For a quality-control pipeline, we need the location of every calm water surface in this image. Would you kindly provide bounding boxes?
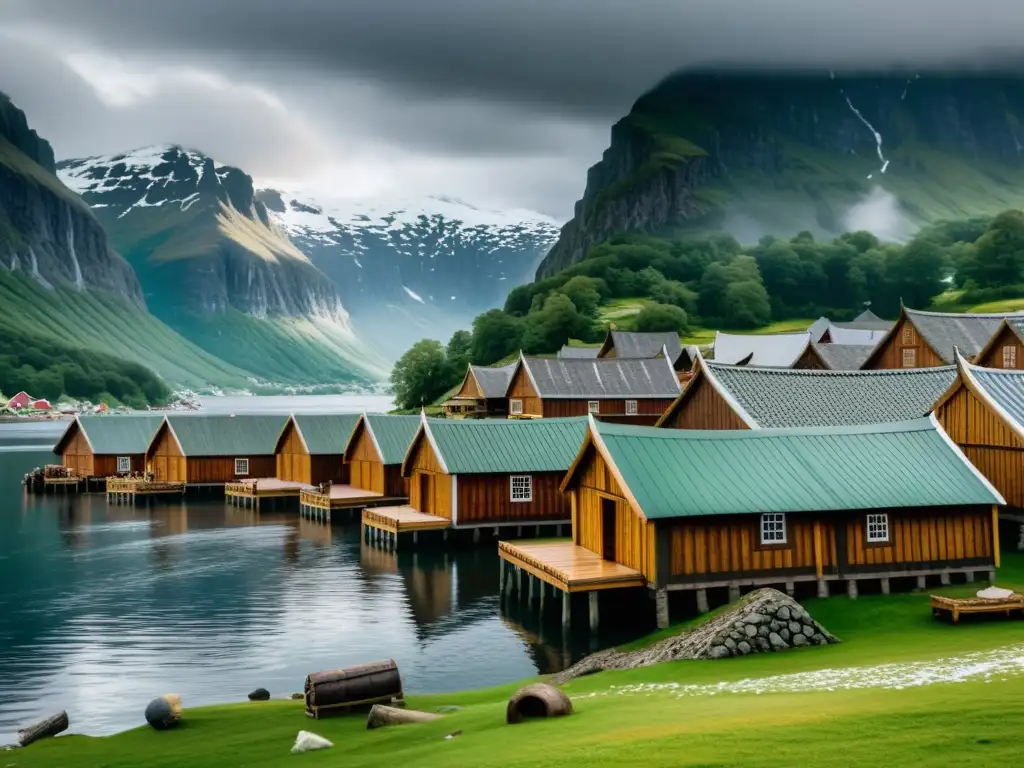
[0,397,643,741]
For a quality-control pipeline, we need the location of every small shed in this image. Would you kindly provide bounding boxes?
[6,391,32,410]
[345,414,422,497]
[32,398,52,411]
[53,414,164,477]
[442,363,516,419]
[275,413,361,486]
[146,414,287,484]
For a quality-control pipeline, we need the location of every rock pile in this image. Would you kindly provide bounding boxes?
[555,588,839,683]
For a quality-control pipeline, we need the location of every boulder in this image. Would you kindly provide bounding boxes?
[248,688,270,701]
[145,695,182,731]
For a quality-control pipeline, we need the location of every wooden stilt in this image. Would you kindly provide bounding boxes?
[880,577,890,595]
[655,588,669,629]
[588,591,599,632]
[696,588,709,614]
[561,590,571,633]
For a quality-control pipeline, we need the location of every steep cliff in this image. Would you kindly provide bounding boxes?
[538,70,1024,277]
[0,92,142,303]
[259,188,560,356]
[59,147,389,384]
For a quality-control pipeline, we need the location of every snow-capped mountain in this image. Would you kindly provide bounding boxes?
[257,187,561,355]
[57,146,389,385]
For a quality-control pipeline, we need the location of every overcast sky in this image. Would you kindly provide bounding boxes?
[2,0,1023,219]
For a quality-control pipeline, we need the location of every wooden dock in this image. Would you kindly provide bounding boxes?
[298,484,404,523]
[225,478,311,511]
[362,505,450,549]
[105,477,185,505]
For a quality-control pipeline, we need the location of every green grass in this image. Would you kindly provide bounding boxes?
[967,298,1024,313]
[19,554,1024,768]
[680,319,815,347]
[597,298,653,326]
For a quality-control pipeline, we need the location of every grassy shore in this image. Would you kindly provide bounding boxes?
[15,554,1024,768]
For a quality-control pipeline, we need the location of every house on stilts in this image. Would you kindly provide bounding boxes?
[54,414,164,478]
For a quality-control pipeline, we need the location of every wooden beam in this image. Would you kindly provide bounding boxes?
[570,491,577,543]
[993,504,1001,569]
[813,519,823,580]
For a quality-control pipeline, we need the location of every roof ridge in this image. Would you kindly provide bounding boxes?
[906,306,1024,319]
[706,361,955,377]
[598,416,935,439]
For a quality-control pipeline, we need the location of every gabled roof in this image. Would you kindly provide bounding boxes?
[810,342,875,371]
[659,356,957,429]
[54,414,164,456]
[349,413,423,465]
[807,317,831,342]
[600,330,684,364]
[159,414,288,457]
[903,307,1024,363]
[471,363,516,398]
[516,353,681,399]
[558,345,600,359]
[565,416,1003,520]
[973,318,1024,365]
[826,326,887,345]
[712,331,810,368]
[835,309,893,332]
[283,413,362,455]
[942,351,1024,442]
[403,416,589,475]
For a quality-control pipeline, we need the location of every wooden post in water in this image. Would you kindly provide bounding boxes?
[588,591,599,632]
[561,590,571,634]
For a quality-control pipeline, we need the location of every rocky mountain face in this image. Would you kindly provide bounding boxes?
[0,93,142,304]
[538,70,1024,277]
[58,147,388,384]
[258,188,560,355]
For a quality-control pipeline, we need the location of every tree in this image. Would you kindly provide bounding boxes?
[723,280,771,328]
[445,330,472,375]
[470,310,523,365]
[521,294,592,353]
[390,339,453,410]
[972,210,1024,287]
[558,276,605,318]
[698,262,732,320]
[633,303,690,334]
[649,279,698,316]
[885,238,947,309]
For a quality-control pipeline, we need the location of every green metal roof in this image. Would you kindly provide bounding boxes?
[361,414,423,465]
[291,413,362,455]
[425,417,589,474]
[165,414,288,457]
[55,414,164,455]
[590,417,1002,520]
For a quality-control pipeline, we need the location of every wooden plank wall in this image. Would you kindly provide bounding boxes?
[573,445,656,582]
[507,366,543,416]
[61,425,95,476]
[310,455,348,486]
[347,424,385,493]
[542,399,675,423]
[975,325,1024,369]
[457,473,569,524]
[276,423,311,484]
[659,375,749,430]
[793,346,827,370]
[866,318,945,369]
[186,456,276,484]
[148,424,187,483]
[934,384,1024,507]
[406,437,453,519]
[94,454,146,476]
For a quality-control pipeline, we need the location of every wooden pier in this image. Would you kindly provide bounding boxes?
[105,477,185,506]
[298,484,404,523]
[361,505,451,549]
[225,478,310,511]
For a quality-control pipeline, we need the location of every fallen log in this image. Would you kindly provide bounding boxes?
[18,711,69,747]
[366,704,441,730]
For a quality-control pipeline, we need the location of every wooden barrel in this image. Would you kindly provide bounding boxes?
[304,659,402,718]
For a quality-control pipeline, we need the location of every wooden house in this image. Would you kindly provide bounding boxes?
[275,413,361,485]
[345,413,421,497]
[505,353,681,424]
[862,306,1024,370]
[146,414,286,484]
[711,331,810,367]
[6,391,32,410]
[400,415,588,528]
[558,416,1003,627]
[657,353,955,430]
[442,363,516,418]
[972,319,1024,370]
[54,414,164,477]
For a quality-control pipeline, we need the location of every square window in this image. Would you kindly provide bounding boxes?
[625,399,638,415]
[1003,345,1017,369]
[117,456,131,473]
[588,401,600,414]
[510,475,532,502]
[901,348,916,368]
[234,458,249,476]
[760,513,787,545]
[509,399,523,415]
[867,513,890,543]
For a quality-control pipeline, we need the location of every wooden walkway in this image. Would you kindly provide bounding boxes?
[362,505,450,547]
[225,478,311,509]
[299,484,404,523]
[498,540,647,594]
[105,477,185,505]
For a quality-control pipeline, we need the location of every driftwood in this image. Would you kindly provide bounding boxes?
[18,711,69,747]
[366,704,441,730]
[506,683,573,725]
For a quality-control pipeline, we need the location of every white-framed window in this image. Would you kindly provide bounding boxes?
[510,475,533,502]
[867,513,890,543]
[588,400,600,414]
[760,513,787,545]
[234,458,249,476]
[1003,345,1017,369]
[116,456,131,473]
[509,398,523,415]
[901,348,916,368]
[625,399,638,415]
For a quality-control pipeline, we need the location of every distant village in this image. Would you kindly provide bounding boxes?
[0,389,203,420]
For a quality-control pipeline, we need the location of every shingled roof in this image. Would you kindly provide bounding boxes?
[557,345,600,359]
[405,416,589,475]
[601,330,684,363]
[712,331,810,367]
[162,414,288,456]
[567,416,1003,519]
[54,414,164,456]
[810,342,875,371]
[954,353,1024,440]
[903,307,1024,362]
[836,309,893,332]
[518,354,681,399]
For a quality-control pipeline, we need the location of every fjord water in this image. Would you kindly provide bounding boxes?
[0,404,635,741]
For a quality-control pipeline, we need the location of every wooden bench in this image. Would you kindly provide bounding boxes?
[930,594,1024,624]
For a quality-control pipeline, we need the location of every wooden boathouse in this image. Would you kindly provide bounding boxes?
[276,413,361,485]
[299,413,419,521]
[500,416,1003,630]
[53,414,164,479]
[862,306,1023,370]
[656,354,956,430]
[362,416,588,547]
[505,353,681,424]
[146,414,286,486]
[442,363,516,418]
[933,351,1024,548]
